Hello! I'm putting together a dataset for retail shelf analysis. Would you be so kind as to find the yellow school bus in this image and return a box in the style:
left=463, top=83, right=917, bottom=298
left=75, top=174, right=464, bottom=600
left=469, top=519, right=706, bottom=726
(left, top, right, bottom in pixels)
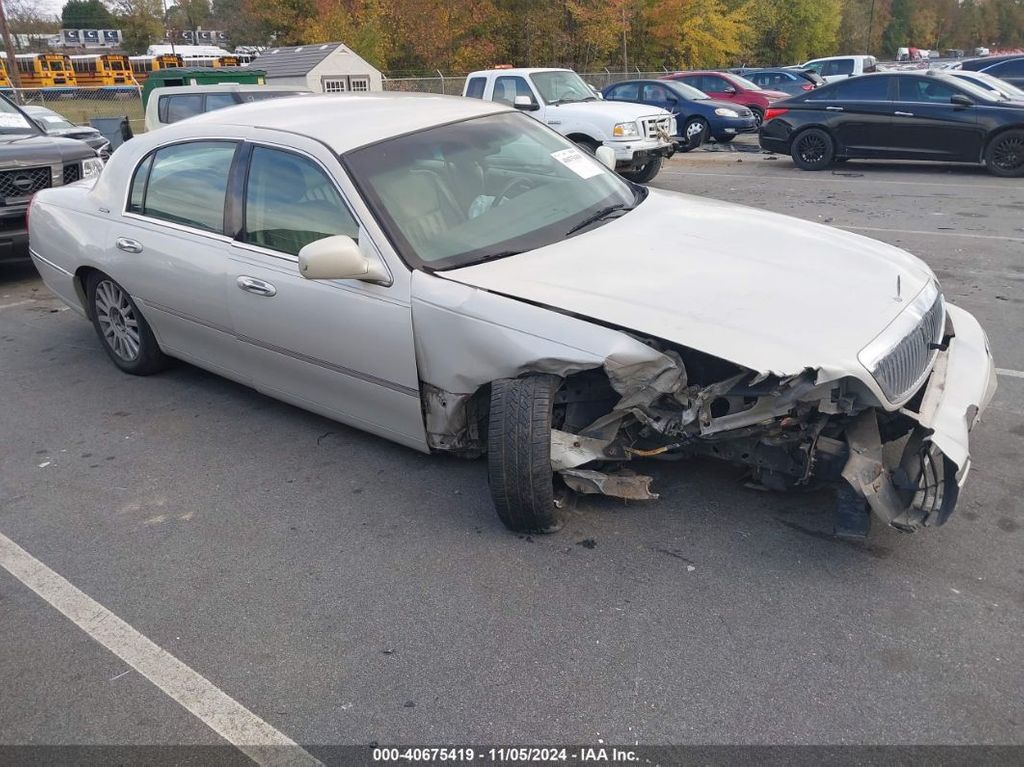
left=70, top=54, right=133, bottom=87
left=8, top=53, right=77, bottom=88
left=182, top=55, right=240, bottom=68
left=129, top=54, right=184, bottom=85
left=0, top=58, right=9, bottom=88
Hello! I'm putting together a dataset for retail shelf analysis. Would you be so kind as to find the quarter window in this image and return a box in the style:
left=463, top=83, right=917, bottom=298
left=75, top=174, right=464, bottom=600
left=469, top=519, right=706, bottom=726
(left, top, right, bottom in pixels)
left=135, top=141, right=236, bottom=233
left=127, top=154, right=153, bottom=213
left=243, top=146, right=358, bottom=256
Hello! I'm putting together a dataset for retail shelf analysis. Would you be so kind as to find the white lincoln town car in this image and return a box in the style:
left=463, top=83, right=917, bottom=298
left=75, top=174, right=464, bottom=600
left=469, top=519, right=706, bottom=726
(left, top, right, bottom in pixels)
left=27, top=94, right=996, bottom=539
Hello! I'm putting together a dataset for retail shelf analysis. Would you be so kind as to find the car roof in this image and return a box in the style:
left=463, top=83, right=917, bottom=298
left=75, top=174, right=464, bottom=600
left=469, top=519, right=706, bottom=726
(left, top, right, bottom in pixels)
left=467, top=68, right=569, bottom=77
left=22, top=105, right=58, bottom=115
left=151, top=84, right=309, bottom=95
left=184, top=92, right=511, bottom=153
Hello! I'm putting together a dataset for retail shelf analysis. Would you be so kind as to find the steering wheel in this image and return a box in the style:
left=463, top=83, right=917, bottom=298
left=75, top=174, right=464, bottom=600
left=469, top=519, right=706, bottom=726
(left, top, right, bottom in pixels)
left=492, top=177, right=534, bottom=207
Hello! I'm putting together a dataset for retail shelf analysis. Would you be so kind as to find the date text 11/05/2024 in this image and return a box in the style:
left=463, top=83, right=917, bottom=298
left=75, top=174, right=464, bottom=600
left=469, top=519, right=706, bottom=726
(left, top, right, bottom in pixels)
left=372, top=747, right=639, bottom=762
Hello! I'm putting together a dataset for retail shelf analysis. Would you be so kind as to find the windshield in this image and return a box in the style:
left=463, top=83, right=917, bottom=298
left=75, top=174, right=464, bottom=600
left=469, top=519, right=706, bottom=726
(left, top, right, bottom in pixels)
left=0, top=97, right=39, bottom=135
left=973, top=72, right=1024, bottom=99
left=530, top=70, right=598, bottom=105
left=668, top=82, right=709, bottom=100
left=345, top=112, right=639, bottom=270
left=730, top=74, right=761, bottom=90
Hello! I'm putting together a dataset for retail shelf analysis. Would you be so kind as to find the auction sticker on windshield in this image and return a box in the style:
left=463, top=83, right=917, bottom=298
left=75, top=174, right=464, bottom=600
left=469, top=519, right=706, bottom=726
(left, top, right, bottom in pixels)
left=551, top=148, right=603, bottom=179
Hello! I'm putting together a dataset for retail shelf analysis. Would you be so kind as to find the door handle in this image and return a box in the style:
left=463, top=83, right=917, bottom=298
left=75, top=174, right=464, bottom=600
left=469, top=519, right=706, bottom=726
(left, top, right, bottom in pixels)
left=236, top=275, right=277, bottom=297
left=115, top=237, right=143, bottom=253
left=894, top=111, right=914, bottom=117
left=825, top=106, right=844, bottom=111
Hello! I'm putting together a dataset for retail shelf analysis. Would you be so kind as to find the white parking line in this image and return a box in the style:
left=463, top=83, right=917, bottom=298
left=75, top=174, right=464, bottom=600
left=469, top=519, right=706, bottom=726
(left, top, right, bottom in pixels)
left=0, top=299, right=36, bottom=310
left=842, top=225, right=1024, bottom=243
left=997, top=368, right=1024, bottom=380
left=0, top=530, right=321, bottom=767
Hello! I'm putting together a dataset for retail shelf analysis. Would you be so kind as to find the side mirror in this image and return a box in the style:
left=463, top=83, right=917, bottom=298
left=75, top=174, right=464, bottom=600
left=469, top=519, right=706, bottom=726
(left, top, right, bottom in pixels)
left=722, top=86, right=737, bottom=94
left=513, top=95, right=539, bottom=111
left=298, top=235, right=390, bottom=284
left=595, top=145, right=616, bottom=170
left=950, top=93, right=973, bottom=108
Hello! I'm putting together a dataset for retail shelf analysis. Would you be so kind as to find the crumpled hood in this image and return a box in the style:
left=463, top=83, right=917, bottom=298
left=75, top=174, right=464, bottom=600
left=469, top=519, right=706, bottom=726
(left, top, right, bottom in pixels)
left=445, top=188, right=935, bottom=377
left=553, top=100, right=671, bottom=122
left=0, top=133, right=98, bottom=165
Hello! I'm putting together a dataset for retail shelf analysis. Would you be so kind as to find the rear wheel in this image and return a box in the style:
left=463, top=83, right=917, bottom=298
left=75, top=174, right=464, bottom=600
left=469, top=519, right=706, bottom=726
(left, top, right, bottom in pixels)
left=86, top=273, right=169, bottom=375
left=985, top=129, right=1024, bottom=177
left=487, top=375, right=565, bottom=534
left=790, top=128, right=835, bottom=171
left=620, top=156, right=663, bottom=183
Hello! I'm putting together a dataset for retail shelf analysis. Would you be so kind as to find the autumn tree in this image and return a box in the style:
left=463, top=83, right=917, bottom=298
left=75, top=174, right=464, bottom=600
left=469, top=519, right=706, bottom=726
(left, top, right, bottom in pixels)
left=62, top=0, right=117, bottom=28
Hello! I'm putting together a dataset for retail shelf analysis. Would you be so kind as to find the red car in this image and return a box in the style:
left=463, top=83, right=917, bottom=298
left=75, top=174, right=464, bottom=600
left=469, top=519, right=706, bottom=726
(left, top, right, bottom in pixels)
left=662, top=71, right=789, bottom=127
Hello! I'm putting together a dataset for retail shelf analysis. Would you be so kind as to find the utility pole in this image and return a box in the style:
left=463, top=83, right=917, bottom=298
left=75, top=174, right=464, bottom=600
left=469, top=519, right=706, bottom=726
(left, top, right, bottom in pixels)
left=866, top=0, right=876, bottom=54
left=621, top=5, right=627, bottom=74
left=0, top=0, right=22, bottom=92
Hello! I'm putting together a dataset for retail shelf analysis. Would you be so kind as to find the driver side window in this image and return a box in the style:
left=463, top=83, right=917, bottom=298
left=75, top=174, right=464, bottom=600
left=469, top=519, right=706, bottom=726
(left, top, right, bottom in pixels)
left=493, top=76, right=535, bottom=106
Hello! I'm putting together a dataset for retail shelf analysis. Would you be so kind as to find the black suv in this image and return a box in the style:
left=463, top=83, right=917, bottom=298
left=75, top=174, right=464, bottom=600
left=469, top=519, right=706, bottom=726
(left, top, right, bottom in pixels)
left=0, top=94, right=104, bottom=264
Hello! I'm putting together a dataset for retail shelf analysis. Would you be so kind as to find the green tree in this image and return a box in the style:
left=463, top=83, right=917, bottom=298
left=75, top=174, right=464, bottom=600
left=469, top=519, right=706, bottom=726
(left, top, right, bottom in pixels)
left=745, top=0, right=841, bottom=65
left=881, top=0, right=911, bottom=55
left=111, top=0, right=164, bottom=53
left=61, top=0, right=117, bottom=28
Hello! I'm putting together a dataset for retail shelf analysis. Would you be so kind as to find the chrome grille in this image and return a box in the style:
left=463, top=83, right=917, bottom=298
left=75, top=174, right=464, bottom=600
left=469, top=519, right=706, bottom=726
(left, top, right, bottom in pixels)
left=63, top=163, right=82, bottom=185
left=872, top=293, right=945, bottom=401
left=0, top=166, right=51, bottom=200
left=641, top=116, right=673, bottom=140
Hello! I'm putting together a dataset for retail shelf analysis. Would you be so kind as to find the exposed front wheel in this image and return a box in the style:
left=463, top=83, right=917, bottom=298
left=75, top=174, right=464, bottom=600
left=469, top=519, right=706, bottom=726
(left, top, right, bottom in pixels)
left=86, top=273, right=169, bottom=375
left=677, top=117, right=708, bottom=152
left=487, top=375, right=564, bottom=534
left=790, top=128, right=835, bottom=171
left=751, top=108, right=764, bottom=128
left=985, top=129, right=1024, bottom=177
left=620, top=156, right=663, bottom=183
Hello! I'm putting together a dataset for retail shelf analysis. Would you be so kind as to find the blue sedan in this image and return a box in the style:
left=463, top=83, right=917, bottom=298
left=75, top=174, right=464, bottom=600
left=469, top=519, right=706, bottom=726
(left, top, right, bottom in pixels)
left=602, top=79, right=758, bottom=150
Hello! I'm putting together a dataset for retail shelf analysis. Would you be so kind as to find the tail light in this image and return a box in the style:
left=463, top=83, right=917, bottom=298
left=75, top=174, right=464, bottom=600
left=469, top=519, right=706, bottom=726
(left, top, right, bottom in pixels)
left=764, top=107, right=789, bottom=122
left=801, top=83, right=814, bottom=90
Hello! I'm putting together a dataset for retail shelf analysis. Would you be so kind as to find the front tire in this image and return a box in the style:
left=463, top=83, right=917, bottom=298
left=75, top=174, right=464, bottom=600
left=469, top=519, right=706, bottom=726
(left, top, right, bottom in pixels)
left=487, top=375, right=564, bottom=534
left=677, top=117, right=708, bottom=152
left=790, top=128, right=835, bottom=171
left=985, top=129, right=1024, bottom=177
left=620, top=156, right=663, bottom=183
left=750, top=107, right=765, bottom=128
left=86, top=273, right=169, bottom=375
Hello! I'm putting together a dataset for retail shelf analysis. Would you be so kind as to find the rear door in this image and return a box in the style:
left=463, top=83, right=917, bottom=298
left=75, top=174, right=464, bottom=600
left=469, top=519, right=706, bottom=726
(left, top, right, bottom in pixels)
left=890, top=77, right=985, bottom=161
left=801, top=76, right=893, bottom=156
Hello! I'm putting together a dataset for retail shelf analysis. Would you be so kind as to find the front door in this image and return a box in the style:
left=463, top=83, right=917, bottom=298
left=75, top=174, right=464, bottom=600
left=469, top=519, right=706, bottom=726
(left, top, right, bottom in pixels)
left=890, top=77, right=984, bottom=161
left=224, top=139, right=428, bottom=451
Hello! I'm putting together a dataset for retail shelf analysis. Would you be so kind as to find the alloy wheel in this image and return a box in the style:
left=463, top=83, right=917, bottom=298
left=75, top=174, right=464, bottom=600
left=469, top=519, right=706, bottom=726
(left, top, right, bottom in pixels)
left=991, top=134, right=1024, bottom=172
left=94, top=280, right=141, bottom=362
left=797, top=133, right=827, bottom=164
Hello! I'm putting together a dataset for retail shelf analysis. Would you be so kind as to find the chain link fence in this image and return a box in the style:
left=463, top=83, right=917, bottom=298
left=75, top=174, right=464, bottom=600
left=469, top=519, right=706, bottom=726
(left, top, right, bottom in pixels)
left=382, top=70, right=674, bottom=95
left=9, top=87, right=145, bottom=135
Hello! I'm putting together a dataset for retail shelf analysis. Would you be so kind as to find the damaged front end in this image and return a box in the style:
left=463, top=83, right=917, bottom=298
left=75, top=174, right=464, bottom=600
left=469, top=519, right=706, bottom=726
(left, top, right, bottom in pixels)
left=412, top=273, right=995, bottom=538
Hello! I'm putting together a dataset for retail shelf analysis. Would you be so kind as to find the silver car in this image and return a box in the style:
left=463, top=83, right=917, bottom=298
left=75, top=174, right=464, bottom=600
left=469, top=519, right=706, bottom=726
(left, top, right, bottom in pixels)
left=27, top=94, right=996, bottom=539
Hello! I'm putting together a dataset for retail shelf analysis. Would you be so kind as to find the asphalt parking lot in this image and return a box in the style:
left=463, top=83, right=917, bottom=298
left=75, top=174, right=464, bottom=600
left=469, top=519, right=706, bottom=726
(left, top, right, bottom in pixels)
left=2, top=146, right=1023, bottom=754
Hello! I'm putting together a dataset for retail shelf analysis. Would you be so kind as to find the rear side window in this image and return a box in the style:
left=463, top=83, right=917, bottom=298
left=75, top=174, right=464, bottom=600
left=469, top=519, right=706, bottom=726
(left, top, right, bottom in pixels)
left=160, top=94, right=204, bottom=124
left=831, top=76, right=891, bottom=100
left=608, top=82, right=639, bottom=100
left=134, top=141, right=237, bottom=233
left=205, top=93, right=238, bottom=112
left=465, top=77, right=486, bottom=99
left=243, top=146, right=358, bottom=256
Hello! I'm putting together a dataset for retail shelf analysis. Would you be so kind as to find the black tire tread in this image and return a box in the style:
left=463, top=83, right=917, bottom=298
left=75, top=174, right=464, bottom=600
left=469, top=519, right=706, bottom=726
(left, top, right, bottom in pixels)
left=620, top=156, right=663, bottom=184
left=487, top=375, right=562, bottom=533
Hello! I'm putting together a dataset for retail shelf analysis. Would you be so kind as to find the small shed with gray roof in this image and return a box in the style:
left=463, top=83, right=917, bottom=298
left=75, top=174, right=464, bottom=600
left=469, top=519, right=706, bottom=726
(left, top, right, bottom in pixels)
left=253, top=43, right=382, bottom=94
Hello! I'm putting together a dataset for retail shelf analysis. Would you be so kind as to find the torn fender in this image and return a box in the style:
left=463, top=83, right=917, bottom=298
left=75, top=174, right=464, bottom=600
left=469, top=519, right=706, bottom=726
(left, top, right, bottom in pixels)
left=411, top=271, right=685, bottom=449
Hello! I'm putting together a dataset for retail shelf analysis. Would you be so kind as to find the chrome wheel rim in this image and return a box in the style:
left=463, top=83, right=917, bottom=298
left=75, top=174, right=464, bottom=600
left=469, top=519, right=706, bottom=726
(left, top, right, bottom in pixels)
left=685, top=120, right=705, bottom=140
left=95, top=280, right=141, bottom=362
left=797, top=133, right=827, bottom=164
left=753, top=110, right=763, bottom=127
left=992, top=135, right=1024, bottom=171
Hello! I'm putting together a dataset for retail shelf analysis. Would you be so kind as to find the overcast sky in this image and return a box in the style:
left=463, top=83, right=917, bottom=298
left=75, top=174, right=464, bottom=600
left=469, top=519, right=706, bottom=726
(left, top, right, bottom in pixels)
left=37, top=0, right=65, bottom=18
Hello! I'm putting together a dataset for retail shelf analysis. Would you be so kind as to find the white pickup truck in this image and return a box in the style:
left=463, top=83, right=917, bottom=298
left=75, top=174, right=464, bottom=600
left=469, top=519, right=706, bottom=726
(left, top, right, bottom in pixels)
left=463, top=67, right=676, bottom=183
